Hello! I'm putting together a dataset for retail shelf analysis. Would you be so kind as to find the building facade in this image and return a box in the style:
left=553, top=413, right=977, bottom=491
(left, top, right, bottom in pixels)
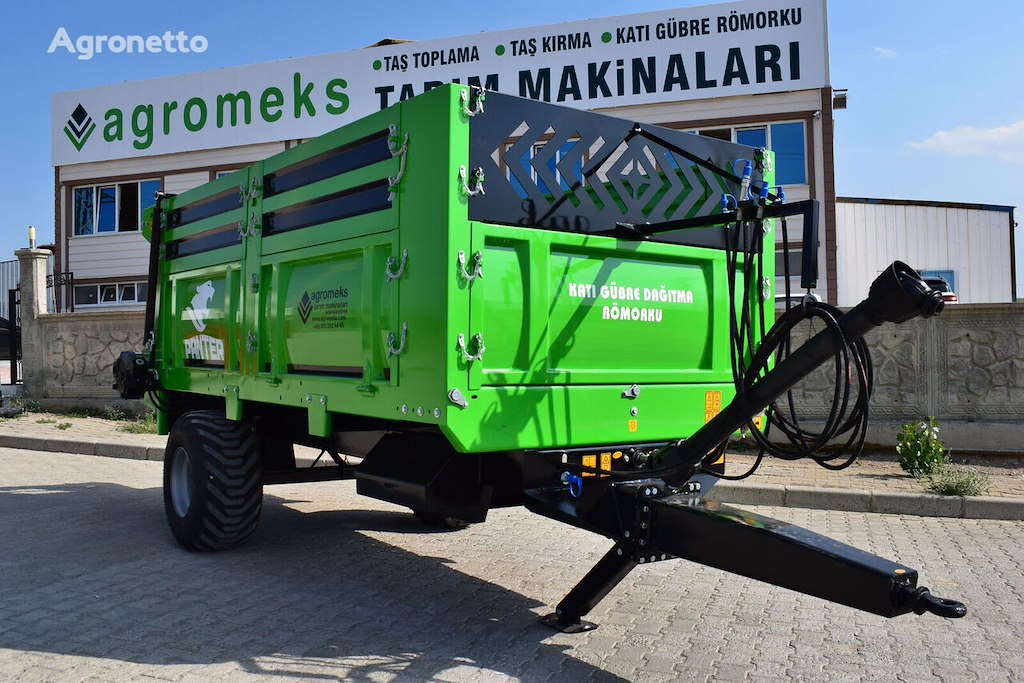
left=51, top=0, right=836, bottom=311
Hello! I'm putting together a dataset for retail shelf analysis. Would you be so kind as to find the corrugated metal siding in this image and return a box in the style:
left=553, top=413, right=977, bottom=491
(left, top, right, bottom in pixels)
left=0, top=259, right=17, bottom=319
left=836, top=200, right=1013, bottom=305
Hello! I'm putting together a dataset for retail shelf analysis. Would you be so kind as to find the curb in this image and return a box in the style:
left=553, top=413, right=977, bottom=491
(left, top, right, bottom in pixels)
left=0, top=434, right=164, bottom=462
left=707, top=481, right=1024, bottom=521
left=3, top=434, right=1023, bottom=521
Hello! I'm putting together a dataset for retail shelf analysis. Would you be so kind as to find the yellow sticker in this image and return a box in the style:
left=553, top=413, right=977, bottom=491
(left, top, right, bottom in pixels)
left=628, top=419, right=638, bottom=432
left=705, top=390, right=722, bottom=423
left=582, top=454, right=597, bottom=476
left=600, top=452, right=612, bottom=471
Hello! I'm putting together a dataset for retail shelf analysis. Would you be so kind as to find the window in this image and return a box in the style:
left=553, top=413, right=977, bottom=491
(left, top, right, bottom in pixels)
left=736, top=122, right=806, bottom=185
left=698, top=128, right=732, bottom=141
left=73, top=281, right=148, bottom=307
left=735, top=128, right=767, bottom=149
left=73, top=179, right=160, bottom=236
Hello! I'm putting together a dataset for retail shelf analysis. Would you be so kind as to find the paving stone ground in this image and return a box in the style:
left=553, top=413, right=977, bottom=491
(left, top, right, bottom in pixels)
left=1, top=446, right=1022, bottom=682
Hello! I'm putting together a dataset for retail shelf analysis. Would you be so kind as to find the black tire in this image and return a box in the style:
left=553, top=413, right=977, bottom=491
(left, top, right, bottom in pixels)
left=163, top=410, right=263, bottom=551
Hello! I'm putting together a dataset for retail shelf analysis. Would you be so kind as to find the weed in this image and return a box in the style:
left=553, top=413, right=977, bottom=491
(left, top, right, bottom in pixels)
left=7, top=398, right=40, bottom=413
left=103, top=405, right=129, bottom=421
left=55, top=422, right=72, bottom=430
left=35, top=418, right=56, bottom=424
left=925, top=460, right=991, bottom=497
left=118, top=414, right=157, bottom=434
left=896, top=417, right=947, bottom=476
left=65, top=407, right=104, bottom=419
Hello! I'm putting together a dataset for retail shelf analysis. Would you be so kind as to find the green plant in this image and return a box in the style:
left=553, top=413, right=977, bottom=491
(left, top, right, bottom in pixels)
left=103, top=405, right=129, bottom=421
left=7, top=398, right=40, bottom=413
left=35, top=418, right=56, bottom=424
left=55, top=422, right=72, bottom=430
left=896, top=417, right=947, bottom=476
left=65, top=407, right=104, bottom=418
left=117, top=414, right=158, bottom=434
left=925, top=460, right=991, bottom=497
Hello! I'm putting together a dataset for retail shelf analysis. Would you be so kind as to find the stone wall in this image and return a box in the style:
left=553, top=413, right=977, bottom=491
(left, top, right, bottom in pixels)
left=787, top=303, right=1024, bottom=453
left=34, top=310, right=144, bottom=399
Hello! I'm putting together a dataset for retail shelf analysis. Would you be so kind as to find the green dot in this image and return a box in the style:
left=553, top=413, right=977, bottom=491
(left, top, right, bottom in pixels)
left=372, top=59, right=382, bottom=71
left=495, top=44, right=506, bottom=56
left=601, top=32, right=612, bottom=43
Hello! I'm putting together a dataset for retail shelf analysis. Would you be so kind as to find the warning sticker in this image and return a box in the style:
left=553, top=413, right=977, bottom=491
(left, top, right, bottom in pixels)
left=705, top=390, right=722, bottom=423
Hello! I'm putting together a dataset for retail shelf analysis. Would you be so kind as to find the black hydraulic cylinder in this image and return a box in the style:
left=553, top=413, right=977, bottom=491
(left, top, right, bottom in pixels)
left=652, top=261, right=944, bottom=476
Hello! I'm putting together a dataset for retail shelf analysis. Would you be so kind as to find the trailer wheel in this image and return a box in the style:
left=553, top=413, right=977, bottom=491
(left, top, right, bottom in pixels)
left=163, top=411, right=263, bottom=551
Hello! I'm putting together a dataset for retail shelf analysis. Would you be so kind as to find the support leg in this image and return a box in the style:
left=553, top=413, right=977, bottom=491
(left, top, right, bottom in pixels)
left=540, top=543, right=637, bottom=633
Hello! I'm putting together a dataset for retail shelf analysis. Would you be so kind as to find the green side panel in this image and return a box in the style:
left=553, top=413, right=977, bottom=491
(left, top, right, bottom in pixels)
left=268, top=237, right=393, bottom=379
left=466, top=225, right=730, bottom=387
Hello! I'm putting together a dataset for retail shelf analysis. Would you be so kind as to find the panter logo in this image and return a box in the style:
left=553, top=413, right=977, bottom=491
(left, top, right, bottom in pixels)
left=185, top=281, right=215, bottom=332
left=298, top=291, right=313, bottom=324
left=64, top=104, right=96, bottom=152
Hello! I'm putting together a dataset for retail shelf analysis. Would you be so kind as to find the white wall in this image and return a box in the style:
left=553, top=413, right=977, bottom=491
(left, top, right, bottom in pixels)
left=835, top=200, right=1014, bottom=305
left=68, top=232, right=150, bottom=280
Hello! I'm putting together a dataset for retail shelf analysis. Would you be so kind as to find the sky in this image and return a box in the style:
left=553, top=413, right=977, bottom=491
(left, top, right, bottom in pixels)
left=1, top=0, right=1022, bottom=296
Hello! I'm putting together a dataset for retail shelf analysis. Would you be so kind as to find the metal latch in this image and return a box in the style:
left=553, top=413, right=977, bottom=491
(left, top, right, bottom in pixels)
left=457, top=250, right=483, bottom=282
left=459, top=88, right=485, bottom=117
left=385, top=248, right=408, bottom=281
left=388, top=124, right=409, bottom=202
left=458, top=165, right=485, bottom=197
left=456, top=333, right=485, bottom=362
left=386, top=323, right=408, bottom=358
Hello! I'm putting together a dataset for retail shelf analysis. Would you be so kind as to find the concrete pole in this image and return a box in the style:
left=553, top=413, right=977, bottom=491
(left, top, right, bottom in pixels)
left=15, top=247, right=52, bottom=398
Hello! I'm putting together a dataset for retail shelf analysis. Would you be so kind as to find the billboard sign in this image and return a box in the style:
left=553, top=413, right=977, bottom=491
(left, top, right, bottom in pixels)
left=52, top=0, right=828, bottom=165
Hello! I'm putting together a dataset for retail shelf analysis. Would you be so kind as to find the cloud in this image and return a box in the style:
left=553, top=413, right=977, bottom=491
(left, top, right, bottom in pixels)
left=873, top=47, right=897, bottom=58
left=908, top=120, right=1024, bottom=162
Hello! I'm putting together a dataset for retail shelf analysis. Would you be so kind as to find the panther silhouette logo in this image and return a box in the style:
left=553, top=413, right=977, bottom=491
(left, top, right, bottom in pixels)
left=185, top=281, right=215, bottom=332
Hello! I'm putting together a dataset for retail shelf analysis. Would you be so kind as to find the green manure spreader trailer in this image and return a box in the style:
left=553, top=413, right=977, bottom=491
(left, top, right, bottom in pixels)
left=115, top=84, right=965, bottom=631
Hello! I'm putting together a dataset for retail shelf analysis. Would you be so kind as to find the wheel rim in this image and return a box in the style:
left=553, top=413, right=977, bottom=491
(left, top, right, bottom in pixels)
left=169, top=446, right=194, bottom=518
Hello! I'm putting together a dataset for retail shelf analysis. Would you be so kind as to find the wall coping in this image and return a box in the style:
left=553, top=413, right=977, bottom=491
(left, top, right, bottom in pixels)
left=39, top=310, right=145, bottom=323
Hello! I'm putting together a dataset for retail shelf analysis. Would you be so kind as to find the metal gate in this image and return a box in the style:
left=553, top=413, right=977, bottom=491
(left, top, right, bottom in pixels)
left=3, top=287, right=19, bottom=385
